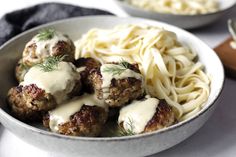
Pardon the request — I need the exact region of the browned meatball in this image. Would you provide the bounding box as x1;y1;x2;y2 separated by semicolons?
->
143;100;176;133
74;57;101;93
15;59;30;82
118;99;175;135
19;61;82;103
88;62;144;107
43;105;108;137
119;100;175;135
22;29;75;67
7;84;57;122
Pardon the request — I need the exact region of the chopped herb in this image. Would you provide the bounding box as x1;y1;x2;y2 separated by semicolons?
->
118;118;135;136
119;59;130;69
37;55;66;72
102;59;130;76
102;65;126;76
104;118;136;137
37;28;55;41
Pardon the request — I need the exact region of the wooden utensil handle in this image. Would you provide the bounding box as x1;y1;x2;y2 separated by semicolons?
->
214;37;236;78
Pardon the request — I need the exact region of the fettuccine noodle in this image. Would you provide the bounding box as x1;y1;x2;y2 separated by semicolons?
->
125;0;219;15
75;24;210;121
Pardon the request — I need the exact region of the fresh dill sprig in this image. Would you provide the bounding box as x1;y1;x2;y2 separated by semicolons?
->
37;28;55;41
119;60;130;69
102;59;130;76
102;66;126;76
118;118;135;136
37;55;66;72
104;118;136;137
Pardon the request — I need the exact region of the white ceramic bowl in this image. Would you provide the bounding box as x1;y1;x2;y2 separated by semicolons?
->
0;16;224;157
115;0;236;29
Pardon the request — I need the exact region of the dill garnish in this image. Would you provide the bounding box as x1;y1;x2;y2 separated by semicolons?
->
102;65;126;76
119;59;130;69
104;118;136;137
118;118;136;136
102;60;130;76
37;55;66;72
37;28;55;41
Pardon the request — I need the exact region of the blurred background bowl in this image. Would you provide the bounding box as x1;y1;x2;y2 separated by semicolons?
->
115;0;236;29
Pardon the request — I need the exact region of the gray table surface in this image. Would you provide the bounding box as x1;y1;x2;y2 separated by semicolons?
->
0;2;236;157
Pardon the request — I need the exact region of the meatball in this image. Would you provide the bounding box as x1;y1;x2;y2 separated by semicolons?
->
22;29;75;67
15;59;30;82
7;84;57;122
74;57;101;93
88;62;144;107
43;105;108;137
22;61;82;104
143;100;175;133
119;99;175;135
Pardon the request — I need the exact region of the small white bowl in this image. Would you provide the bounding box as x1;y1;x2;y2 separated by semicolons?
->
0;16;224;157
115;0;236;29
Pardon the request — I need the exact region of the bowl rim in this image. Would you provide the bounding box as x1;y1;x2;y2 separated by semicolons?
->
0;15;225;141
115;0;236;17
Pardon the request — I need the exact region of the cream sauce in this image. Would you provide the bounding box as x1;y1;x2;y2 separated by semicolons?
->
118;96;159;134
100;64;143;99
49;94;107;132
22;62;80;104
